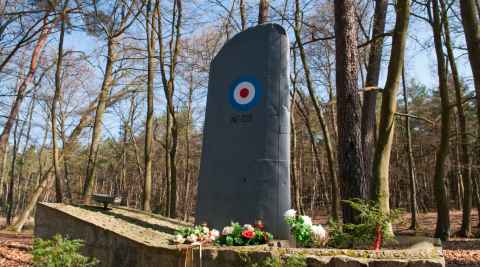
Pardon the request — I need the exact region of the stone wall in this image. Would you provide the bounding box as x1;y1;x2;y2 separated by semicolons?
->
34;203;445;267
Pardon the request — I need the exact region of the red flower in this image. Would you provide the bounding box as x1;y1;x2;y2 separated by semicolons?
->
241;229;256;239
255;222;264;230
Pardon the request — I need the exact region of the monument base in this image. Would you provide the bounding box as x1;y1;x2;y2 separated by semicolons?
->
35;203;445;267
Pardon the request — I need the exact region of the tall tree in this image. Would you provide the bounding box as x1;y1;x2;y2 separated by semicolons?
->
459;1;480;232
334;0;364;224
51;0;69;203
143;0;156;212
440;0;471;237
82;1;141;203
430;0;450;241
372;0;410;234
156;0;183;217
361;0;388;199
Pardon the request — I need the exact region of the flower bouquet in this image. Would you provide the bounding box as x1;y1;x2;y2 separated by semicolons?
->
173;225;220;245
215;222;273;246
284;209;328;247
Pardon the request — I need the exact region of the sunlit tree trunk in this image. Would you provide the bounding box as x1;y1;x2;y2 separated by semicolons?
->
240;0;247;30
372;0;410;234
51;1;68;203
258;0;268;24
361;0;388;199
157;0;182;217
143;0;156;212
83;38;116;204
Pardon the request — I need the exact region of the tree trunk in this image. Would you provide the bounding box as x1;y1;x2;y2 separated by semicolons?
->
402;68;418;230
431;0;451;241
51;2;68;203
294;0;340;221
240;0;247;30
361;0;388;199
439;0;471;237
157;0;182;218
371;0;410;233
143;0;156;212
334;0;364;224
183;73;194;221
258;0;268;24
0;16;51;188
83;38;116;204
6;122;19;225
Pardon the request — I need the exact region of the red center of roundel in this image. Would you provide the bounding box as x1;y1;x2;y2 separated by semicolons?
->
239;88;249;98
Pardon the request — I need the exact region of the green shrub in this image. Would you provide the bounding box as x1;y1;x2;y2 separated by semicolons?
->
327;199;400;249
32;234;98;267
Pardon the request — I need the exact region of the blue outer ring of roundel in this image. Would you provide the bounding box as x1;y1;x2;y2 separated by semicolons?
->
228;76;262;112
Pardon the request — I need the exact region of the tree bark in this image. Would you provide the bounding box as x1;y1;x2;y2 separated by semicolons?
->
361;0;388;199
334;0;364;224
431;0;451;241
372;0;410;233
258;0;268;24
240;0;247;30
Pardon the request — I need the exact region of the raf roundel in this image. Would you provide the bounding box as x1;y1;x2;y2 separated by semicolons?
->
228;77;262;111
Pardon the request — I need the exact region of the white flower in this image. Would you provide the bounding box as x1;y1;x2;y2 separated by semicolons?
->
311;224;328;245
311;225;327;240
222;226;234;235
174;234;186;244
186;234;198;243
243;224;254;231
300;215;313;226
284;209;297;220
209;229;220;240
202;226;210;234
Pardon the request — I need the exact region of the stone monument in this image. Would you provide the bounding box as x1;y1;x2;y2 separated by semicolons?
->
196;23;291;239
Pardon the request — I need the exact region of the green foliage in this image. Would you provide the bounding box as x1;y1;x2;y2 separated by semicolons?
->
32;234;98;267
285;254;307;267
327;199;400;249
285;216;312;247
176;225;208;238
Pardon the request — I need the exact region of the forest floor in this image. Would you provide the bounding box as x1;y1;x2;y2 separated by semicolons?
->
0;210;478;266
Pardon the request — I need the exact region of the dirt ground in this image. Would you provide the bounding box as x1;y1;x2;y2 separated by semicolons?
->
0;210;479;266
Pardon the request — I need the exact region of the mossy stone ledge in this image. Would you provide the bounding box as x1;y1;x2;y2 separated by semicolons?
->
34;203;445;267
